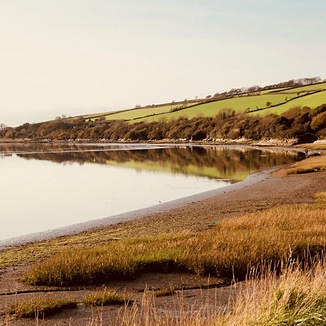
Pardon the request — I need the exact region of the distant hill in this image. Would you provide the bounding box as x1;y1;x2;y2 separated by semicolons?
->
1;78;325;143
84;80;326;123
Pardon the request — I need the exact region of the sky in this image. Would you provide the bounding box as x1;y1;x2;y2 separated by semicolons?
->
1;0;325;126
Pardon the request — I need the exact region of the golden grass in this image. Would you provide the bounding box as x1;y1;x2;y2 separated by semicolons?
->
83;288;132;306
23;193;326;286
285;155;326;174
114;261;326;325
3;261;326;325
219;261;326;325
8;297;77;318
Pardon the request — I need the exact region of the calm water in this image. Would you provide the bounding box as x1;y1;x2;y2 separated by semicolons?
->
0;143;300;241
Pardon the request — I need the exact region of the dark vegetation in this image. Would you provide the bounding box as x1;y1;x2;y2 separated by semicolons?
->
1;105;326;143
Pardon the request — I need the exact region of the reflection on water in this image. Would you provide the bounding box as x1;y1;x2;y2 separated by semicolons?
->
1;142;300;181
0;143;300;241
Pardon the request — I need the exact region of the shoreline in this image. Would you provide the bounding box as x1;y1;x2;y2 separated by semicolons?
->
0;167;273;249
1;162;326;324
0;141;324;250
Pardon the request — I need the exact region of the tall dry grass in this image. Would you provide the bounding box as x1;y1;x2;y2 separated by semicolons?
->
3;261;326;325
23;193;326;286
219;260;326;325
84;260;326;325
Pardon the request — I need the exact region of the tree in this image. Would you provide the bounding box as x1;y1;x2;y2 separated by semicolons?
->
311;112;326;131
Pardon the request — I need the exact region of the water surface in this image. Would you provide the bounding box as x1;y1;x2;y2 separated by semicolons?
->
0;143;299;241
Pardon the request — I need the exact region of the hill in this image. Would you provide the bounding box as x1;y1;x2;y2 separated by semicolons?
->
1;78;325;143
84;81;326;123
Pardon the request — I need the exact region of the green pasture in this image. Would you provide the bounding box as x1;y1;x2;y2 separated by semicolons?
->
253;90;326;116
260;82;326;95
275;82;326;94
85;102;200;122
104;104;177;121
84;111;118;119
142;88;325;122
83;83;326;123
140;93;293;122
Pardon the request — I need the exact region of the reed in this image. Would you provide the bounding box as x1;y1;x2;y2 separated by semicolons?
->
219;260;326;325
3;255;326;324
112;261;326;325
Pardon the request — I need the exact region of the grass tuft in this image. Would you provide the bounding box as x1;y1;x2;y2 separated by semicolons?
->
82;288;132;306
8;297;77;318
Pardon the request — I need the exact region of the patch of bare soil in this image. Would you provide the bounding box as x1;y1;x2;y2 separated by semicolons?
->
1;171;326;325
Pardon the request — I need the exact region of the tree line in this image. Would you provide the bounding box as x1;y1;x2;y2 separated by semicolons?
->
1;105;325;144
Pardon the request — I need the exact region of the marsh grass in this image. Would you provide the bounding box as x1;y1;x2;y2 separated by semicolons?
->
114;260;326;325
83;289;132;306
23;192;326;286
220;261;326;325
8;297;77;318
4;261;326;325
286;154;326;174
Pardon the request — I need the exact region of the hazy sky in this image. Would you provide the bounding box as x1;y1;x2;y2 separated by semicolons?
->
1;0;325;126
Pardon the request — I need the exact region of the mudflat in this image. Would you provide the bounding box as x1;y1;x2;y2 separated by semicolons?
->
1;169;326;325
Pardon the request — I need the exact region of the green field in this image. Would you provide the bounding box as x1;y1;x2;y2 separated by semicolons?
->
85;102;200;122
84;82;326;122
254;91;326;116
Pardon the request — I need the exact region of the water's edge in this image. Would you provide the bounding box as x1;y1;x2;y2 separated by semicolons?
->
0;167;274;250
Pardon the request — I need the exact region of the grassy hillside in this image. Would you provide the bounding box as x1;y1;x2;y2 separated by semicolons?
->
84;82;326;123
84;102;201;122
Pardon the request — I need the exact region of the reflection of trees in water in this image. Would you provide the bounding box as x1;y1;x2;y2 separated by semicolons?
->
0;142;79;153
15;146;300;180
